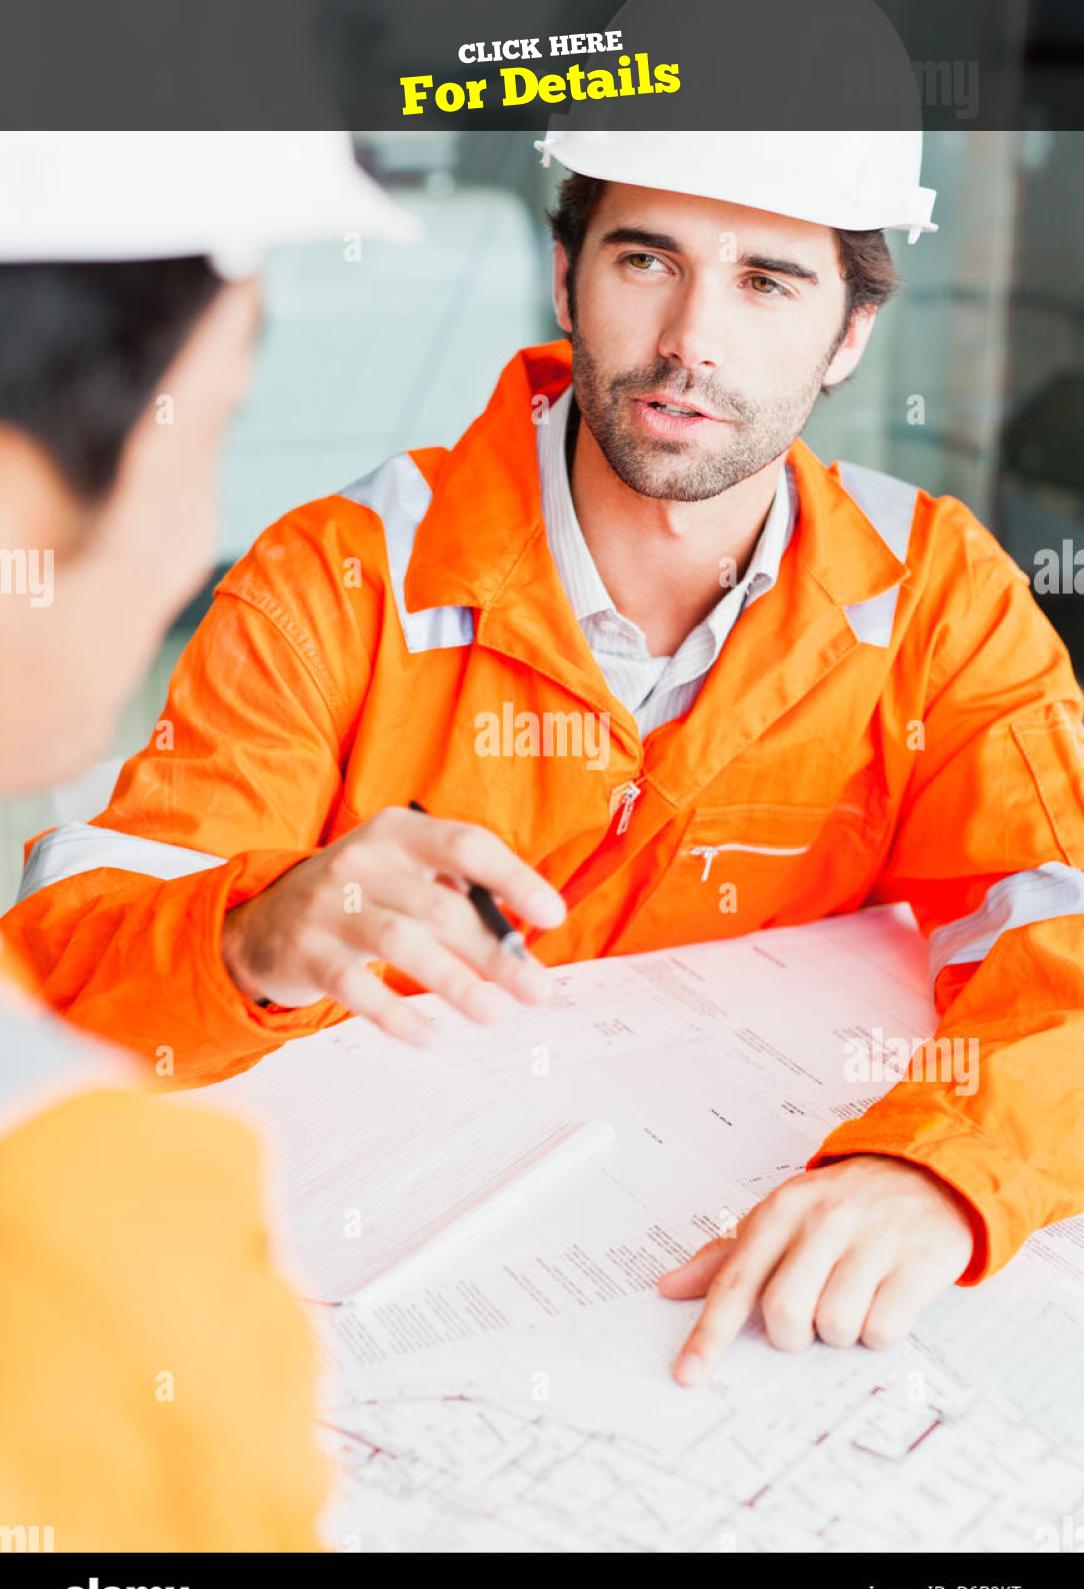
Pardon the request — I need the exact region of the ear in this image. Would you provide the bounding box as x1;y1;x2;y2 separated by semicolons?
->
0;425;86;560
553;242;573;335
822;305;878;391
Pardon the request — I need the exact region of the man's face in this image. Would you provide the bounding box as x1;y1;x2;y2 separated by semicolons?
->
554;182;875;501
0;279;261;793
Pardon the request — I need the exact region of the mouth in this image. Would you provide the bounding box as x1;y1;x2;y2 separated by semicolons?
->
642;392;719;420
632;393;729;440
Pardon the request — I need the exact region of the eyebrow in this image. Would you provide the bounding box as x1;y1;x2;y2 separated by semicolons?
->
598;226;820;286
742;252;820;286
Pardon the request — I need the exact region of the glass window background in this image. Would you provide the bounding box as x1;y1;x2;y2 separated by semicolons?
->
1;126;1081;907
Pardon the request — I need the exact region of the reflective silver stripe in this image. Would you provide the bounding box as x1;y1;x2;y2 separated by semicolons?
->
929;863;1084;982
18;821;224;904
837;460;917;648
340;454;475;654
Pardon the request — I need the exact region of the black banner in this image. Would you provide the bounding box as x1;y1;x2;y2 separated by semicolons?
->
0;0;1081;130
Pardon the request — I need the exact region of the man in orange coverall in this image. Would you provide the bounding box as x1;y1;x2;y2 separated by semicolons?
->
0;131;415;1549
7;129;1084;1389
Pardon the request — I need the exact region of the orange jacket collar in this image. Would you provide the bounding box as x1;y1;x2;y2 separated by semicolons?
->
403;338;909;620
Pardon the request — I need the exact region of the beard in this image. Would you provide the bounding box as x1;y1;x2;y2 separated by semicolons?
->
569;324;838;503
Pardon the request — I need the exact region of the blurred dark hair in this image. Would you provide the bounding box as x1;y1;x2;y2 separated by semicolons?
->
0;258;221;500
548;172;900;333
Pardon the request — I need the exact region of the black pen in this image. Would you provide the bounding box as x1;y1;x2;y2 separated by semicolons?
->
409;801;528;960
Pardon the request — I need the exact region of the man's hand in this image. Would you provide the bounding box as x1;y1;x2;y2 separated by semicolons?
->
221;807;567;1045
659;1156;976;1385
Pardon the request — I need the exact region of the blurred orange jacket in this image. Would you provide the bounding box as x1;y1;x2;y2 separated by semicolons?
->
0;941;327;1552
6;340;1084;1287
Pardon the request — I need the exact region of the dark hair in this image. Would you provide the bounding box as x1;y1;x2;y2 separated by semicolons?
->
548;172;900;331
0;258;222;500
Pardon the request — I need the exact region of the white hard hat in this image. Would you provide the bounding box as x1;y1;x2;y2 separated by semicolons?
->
0;131;419;277
537;129;937;245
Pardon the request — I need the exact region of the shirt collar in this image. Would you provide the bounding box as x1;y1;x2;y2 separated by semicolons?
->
539;387;613;623
539;384;797;638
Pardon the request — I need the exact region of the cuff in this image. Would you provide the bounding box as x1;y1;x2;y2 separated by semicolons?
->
190;848;349;1049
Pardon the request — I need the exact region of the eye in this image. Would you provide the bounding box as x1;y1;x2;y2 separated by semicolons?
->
746;274;789;298
621;251;669;274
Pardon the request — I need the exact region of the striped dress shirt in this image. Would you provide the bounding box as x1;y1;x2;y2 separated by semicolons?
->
538;386;798;737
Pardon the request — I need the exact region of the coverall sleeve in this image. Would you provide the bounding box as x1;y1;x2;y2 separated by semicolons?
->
807;529;1084;1284
0;1087;329;1551
1;502;370;1085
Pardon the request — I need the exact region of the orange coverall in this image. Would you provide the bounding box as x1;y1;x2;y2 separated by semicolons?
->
6;340;1084;1288
0;941;327;1551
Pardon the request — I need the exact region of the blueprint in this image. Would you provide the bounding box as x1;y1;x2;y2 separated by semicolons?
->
316;1328;1084;1553
213;904;1084;1552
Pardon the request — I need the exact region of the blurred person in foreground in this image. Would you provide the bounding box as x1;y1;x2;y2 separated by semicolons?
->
0;130;416;1551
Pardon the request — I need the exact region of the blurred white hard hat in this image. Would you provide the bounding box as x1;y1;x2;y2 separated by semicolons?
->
0;130;419;276
537;129;937;244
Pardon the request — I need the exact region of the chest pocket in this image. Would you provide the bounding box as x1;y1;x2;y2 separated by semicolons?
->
611;792;893;956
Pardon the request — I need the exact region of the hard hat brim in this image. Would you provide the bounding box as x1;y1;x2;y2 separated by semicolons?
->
537;131;938;242
0;132;421;269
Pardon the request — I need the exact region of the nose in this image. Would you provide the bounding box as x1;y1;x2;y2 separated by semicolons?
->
657;273;726;372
